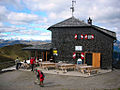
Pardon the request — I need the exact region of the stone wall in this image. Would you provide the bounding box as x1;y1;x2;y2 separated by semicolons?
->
51;27;114;69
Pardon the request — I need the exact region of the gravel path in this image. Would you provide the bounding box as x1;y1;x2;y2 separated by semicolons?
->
0;70;120;90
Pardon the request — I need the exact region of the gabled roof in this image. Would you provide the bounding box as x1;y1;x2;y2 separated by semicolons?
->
22;43;52;51
92;25;116;39
47;16;116;39
47;16;90;29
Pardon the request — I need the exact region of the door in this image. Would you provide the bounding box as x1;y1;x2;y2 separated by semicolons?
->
85;53;92;65
92;53;101;68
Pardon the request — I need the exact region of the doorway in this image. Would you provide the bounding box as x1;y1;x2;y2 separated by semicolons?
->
85;53;92;65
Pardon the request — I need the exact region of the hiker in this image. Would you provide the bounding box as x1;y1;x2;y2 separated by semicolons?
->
30;57;35;71
37;70;45;87
15;57;20;70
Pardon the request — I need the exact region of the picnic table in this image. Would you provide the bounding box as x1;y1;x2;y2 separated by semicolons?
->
76;65;93;75
39;62;56;70
58;64;76;72
76;65;99;75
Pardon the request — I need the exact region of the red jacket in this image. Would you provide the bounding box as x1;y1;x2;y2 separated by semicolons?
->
30;59;34;64
37;70;44;81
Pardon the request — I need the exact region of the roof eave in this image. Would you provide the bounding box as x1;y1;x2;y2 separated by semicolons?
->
47;26;91;30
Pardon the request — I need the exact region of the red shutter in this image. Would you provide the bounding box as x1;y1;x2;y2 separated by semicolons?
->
75;34;77;39
81;34;83;39
91;34;94;39
85;34;88;39
81;52;84;59
73;52;76;59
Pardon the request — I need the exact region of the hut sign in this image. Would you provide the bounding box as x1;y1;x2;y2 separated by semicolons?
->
53;49;58;56
75;46;82;51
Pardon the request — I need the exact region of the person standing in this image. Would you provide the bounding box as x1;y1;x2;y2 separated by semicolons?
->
15;57;20;70
30;57;35;71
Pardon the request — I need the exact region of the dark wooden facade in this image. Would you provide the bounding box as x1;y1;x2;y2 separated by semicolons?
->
48;17;116;69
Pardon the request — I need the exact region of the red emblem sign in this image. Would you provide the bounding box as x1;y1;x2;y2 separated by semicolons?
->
81;34;83;39
81;52;84;59
75;34;77;39
73;52;76;59
91;34;94;39
85;34;88;39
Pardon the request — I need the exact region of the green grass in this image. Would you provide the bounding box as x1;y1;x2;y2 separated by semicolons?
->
0;44;31;61
0;44;31;70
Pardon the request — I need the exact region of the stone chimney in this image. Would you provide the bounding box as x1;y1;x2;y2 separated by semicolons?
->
87;17;92;25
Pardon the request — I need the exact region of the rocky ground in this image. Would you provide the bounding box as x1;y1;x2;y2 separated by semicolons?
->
0;69;120;90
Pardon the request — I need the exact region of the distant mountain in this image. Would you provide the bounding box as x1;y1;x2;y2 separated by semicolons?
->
0;39;119;52
0;39;51;47
114;40;120;52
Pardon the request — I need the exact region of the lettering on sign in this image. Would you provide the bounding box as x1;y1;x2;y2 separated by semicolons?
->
75;46;82;51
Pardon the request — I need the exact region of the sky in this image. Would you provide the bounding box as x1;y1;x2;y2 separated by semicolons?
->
0;0;120;41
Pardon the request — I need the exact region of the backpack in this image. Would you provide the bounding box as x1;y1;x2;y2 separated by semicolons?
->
37;71;39;78
41;71;45;78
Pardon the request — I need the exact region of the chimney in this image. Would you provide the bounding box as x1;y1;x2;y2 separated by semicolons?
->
87;17;92;25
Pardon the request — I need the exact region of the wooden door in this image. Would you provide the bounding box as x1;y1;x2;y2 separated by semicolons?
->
92;53;101;68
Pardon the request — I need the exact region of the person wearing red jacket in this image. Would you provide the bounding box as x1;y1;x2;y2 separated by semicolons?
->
37;70;44;87
30;57;35;71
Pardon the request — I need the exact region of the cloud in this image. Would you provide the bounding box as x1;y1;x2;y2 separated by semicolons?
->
0;33;8;38
40;32;51;36
15;29;51;36
0;0;120;40
7;12;40;25
0;25;26;33
0;5;9;21
4;35;51;41
23;0;66;11
0;22;4;27
0;0;24;10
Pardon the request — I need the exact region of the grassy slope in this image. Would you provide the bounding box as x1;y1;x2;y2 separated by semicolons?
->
0;44;31;61
0;44;31;70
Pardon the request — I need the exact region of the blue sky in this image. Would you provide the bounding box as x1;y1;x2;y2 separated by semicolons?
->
0;0;120;40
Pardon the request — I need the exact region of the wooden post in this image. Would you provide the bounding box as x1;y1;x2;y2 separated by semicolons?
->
46;51;47;61
43;52;44;61
35;51;36;57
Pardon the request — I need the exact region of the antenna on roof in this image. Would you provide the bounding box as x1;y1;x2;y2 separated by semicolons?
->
70;0;76;17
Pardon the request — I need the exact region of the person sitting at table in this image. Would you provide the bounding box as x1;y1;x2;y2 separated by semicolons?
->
77;58;82;65
49;56;54;62
39;59;42;62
